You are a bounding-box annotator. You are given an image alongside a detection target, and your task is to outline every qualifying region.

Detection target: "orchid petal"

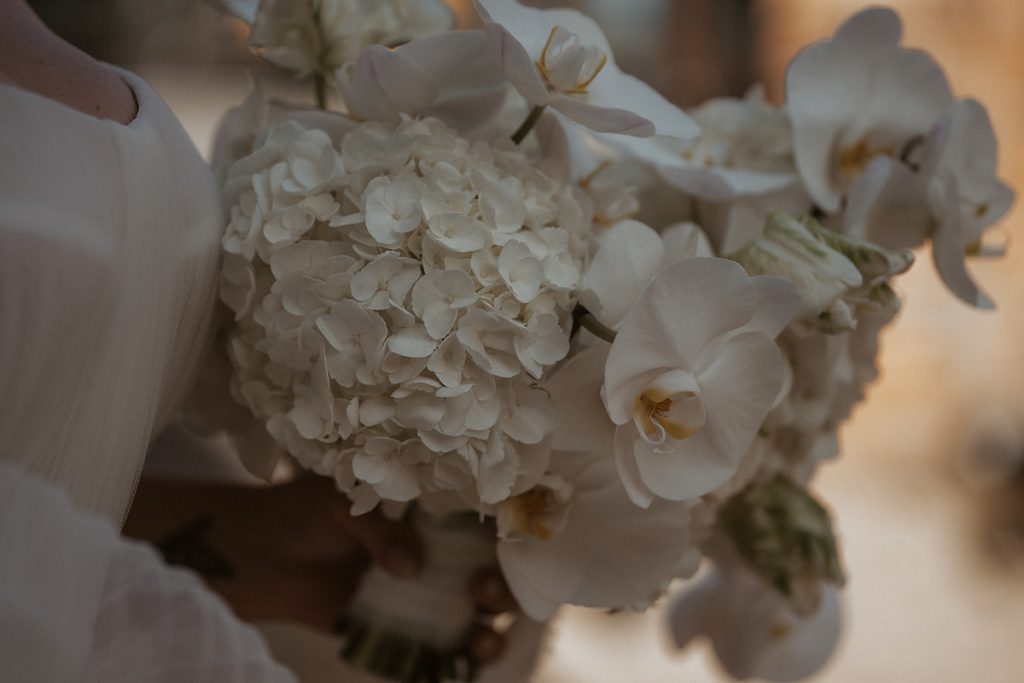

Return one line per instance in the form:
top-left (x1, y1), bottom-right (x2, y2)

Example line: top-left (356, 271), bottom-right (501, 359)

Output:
top-left (613, 425), bottom-right (655, 508)
top-left (931, 173), bottom-right (994, 309)
top-left (667, 571), bottom-right (722, 650)
top-left (545, 346), bottom-right (614, 454)
top-left (548, 95), bottom-right (654, 136)
top-left (604, 258), bottom-right (757, 423)
top-left (580, 220), bottom-right (664, 328)
top-left (669, 566), bottom-right (843, 683)
top-left (483, 22), bottom-right (548, 107)
top-left (661, 222), bottom-right (715, 263)
top-left (843, 156), bottom-right (932, 249)
top-left (338, 45), bottom-right (438, 123)
top-left (497, 450), bottom-right (689, 620)
top-left (834, 6), bottom-right (902, 46)
top-left (786, 8), bottom-right (952, 211)
top-left (746, 276), bottom-right (801, 339)
top-left (583, 66), bottom-right (699, 140)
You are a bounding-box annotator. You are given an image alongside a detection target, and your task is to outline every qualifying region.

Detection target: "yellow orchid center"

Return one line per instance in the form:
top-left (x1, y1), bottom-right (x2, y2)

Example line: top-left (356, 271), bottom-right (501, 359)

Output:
top-left (632, 370), bottom-right (706, 447)
top-left (837, 138), bottom-right (896, 182)
top-left (537, 25), bottom-right (607, 94)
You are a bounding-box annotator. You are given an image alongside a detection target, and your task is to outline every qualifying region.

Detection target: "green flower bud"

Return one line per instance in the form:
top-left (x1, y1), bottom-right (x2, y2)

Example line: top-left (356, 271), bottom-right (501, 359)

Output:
top-left (720, 475), bottom-right (845, 616)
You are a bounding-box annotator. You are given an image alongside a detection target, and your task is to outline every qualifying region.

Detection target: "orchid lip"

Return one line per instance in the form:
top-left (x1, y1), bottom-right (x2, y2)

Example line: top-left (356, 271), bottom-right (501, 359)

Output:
top-left (632, 369), bottom-right (706, 448)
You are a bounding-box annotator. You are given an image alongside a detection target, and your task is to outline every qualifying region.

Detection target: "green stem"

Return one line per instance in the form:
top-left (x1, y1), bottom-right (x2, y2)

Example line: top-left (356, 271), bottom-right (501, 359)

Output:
top-left (313, 71), bottom-right (327, 110)
top-left (573, 304), bottom-right (617, 343)
top-left (511, 105), bottom-right (545, 145)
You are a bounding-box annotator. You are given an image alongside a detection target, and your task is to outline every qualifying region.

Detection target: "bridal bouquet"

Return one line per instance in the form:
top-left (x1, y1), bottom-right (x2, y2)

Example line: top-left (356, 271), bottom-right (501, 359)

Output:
top-left (210, 1), bottom-right (1013, 680)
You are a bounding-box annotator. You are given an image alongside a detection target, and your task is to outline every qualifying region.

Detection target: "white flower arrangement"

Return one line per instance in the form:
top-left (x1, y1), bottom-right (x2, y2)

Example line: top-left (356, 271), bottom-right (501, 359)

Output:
top-left (210, 2), bottom-right (1013, 681)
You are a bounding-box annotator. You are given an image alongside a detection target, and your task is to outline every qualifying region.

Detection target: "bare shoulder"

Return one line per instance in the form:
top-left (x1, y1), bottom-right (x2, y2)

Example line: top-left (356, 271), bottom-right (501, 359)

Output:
top-left (0, 1), bottom-right (138, 125)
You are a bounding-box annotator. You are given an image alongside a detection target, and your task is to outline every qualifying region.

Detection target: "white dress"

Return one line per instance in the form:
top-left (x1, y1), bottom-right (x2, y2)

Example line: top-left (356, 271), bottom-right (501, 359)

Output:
top-left (0, 68), bottom-right (295, 682)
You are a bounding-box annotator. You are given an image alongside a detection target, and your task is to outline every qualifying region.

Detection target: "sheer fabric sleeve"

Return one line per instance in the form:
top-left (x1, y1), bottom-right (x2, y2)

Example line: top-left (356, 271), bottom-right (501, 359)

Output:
top-left (0, 463), bottom-right (297, 683)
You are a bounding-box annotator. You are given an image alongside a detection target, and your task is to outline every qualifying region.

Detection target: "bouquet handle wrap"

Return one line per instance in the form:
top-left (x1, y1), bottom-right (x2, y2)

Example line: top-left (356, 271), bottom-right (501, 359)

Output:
top-left (339, 511), bottom-right (495, 682)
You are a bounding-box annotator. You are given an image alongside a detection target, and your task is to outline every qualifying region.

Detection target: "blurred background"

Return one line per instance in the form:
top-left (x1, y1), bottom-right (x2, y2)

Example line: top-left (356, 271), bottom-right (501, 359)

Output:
top-left (25, 0), bottom-right (1024, 680)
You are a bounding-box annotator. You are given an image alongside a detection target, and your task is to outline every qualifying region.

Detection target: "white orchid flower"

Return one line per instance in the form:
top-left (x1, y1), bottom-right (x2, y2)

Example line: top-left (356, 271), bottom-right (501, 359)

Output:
top-left (933, 100), bottom-right (1011, 307)
top-left (604, 258), bottom-right (800, 506)
top-left (785, 7), bottom-right (953, 213)
top-left (474, 0), bottom-right (698, 139)
top-left (928, 99), bottom-right (1015, 247)
top-left (844, 99), bottom-right (1013, 308)
top-left (496, 348), bottom-right (693, 620)
top-left (669, 564), bottom-right (842, 682)
top-left (580, 220), bottom-right (714, 329)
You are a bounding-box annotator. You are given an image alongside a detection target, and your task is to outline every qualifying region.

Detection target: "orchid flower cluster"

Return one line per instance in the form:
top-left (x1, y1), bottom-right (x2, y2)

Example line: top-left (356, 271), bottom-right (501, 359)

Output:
top-left (212, 2), bottom-right (1012, 680)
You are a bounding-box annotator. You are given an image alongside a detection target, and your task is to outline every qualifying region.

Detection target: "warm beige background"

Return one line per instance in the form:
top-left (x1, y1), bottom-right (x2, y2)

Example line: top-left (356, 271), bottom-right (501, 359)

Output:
top-left (130, 0), bottom-right (1024, 680)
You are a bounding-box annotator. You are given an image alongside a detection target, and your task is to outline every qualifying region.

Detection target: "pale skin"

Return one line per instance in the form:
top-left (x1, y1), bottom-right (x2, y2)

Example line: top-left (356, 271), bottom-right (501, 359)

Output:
top-left (0, 0), bottom-right (515, 663)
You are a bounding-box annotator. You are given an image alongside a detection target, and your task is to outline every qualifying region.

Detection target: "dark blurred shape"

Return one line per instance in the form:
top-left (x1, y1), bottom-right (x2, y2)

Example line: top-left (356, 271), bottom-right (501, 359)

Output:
top-left (28, 0), bottom-right (133, 62)
top-left (657, 0), bottom-right (756, 106)
top-left (959, 409), bottom-right (1024, 572)
top-left (28, 0), bottom-right (255, 67)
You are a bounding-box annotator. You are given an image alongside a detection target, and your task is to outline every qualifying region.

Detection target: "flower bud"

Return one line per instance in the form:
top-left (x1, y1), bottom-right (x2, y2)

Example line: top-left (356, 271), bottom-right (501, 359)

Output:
top-left (720, 475), bottom-right (845, 616)
top-left (731, 212), bottom-right (863, 331)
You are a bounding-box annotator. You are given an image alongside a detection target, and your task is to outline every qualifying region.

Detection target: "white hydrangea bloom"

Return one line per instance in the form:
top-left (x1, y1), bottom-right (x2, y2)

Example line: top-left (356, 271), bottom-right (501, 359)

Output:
top-left (221, 115), bottom-right (591, 512)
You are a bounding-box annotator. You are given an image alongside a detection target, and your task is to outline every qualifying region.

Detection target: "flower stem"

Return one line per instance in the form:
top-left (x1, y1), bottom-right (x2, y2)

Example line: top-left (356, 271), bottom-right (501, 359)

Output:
top-left (314, 71), bottom-right (328, 110)
top-left (572, 304), bottom-right (617, 343)
top-left (511, 105), bottom-right (545, 145)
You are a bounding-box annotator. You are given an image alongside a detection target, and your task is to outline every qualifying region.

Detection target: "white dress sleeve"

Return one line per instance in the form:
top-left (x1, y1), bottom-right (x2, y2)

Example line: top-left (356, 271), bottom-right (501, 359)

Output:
top-left (0, 68), bottom-right (222, 525)
top-left (0, 72), bottom-right (295, 680)
top-left (0, 463), bottom-right (297, 683)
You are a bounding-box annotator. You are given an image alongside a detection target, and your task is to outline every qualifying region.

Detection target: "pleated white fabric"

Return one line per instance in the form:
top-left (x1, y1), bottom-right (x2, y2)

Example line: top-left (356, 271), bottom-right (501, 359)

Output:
top-left (0, 69), bottom-right (295, 681)
top-left (0, 67), bottom-right (221, 525)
